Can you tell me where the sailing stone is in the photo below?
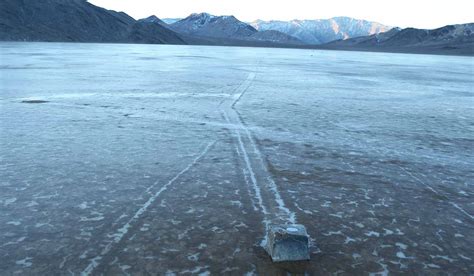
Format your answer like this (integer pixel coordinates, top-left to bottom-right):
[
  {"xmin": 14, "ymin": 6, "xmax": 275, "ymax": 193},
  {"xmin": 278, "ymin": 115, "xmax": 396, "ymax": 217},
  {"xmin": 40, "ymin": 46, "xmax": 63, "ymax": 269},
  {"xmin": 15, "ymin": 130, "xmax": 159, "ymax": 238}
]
[{"xmin": 265, "ymin": 224, "xmax": 310, "ymax": 262}]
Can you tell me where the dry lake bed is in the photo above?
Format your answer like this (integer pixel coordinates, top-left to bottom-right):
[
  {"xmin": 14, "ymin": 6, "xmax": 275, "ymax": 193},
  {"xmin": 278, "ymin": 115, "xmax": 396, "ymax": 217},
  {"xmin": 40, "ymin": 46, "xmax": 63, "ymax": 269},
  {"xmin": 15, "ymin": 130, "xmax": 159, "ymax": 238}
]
[{"xmin": 1, "ymin": 42, "xmax": 473, "ymax": 275}]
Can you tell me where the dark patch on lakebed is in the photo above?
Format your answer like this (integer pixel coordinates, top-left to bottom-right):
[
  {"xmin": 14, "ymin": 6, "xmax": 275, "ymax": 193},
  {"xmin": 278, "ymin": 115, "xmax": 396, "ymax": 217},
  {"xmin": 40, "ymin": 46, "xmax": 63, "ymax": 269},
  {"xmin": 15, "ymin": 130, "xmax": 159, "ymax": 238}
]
[{"xmin": 21, "ymin": 100, "xmax": 49, "ymax": 104}]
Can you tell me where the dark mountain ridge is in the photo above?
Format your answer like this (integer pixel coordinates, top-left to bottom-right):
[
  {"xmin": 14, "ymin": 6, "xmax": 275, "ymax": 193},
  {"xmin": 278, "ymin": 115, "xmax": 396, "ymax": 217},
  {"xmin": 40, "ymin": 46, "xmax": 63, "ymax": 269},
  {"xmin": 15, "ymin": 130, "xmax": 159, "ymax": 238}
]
[
  {"xmin": 323, "ymin": 23, "xmax": 474, "ymax": 55},
  {"xmin": 0, "ymin": 0, "xmax": 185, "ymax": 44}
]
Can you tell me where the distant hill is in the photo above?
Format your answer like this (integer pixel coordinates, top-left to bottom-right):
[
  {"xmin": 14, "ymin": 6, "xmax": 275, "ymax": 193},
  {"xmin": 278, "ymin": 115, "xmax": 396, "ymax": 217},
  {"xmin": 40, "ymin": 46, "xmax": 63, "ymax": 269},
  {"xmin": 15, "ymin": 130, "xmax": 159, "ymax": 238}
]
[
  {"xmin": 0, "ymin": 0, "xmax": 185, "ymax": 44},
  {"xmin": 323, "ymin": 23, "xmax": 474, "ymax": 55},
  {"xmin": 251, "ymin": 17, "xmax": 391, "ymax": 45}
]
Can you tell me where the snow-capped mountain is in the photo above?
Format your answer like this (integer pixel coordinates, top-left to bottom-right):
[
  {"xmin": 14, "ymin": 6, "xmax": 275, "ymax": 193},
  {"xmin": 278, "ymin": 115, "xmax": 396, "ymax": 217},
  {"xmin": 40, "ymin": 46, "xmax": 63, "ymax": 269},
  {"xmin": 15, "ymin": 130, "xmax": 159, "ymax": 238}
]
[
  {"xmin": 170, "ymin": 13, "xmax": 257, "ymax": 39},
  {"xmin": 251, "ymin": 17, "xmax": 391, "ymax": 44},
  {"xmin": 168, "ymin": 13, "xmax": 303, "ymax": 45}
]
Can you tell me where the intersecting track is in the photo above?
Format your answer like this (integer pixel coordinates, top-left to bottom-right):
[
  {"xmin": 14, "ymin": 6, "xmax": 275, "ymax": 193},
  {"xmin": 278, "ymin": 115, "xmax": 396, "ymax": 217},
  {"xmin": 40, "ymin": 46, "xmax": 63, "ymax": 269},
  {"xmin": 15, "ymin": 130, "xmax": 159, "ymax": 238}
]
[
  {"xmin": 81, "ymin": 67, "xmax": 297, "ymax": 275},
  {"xmin": 81, "ymin": 141, "xmax": 216, "ymax": 276},
  {"xmin": 221, "ymin": 68, "xmax": 297, "ymax": 246}
]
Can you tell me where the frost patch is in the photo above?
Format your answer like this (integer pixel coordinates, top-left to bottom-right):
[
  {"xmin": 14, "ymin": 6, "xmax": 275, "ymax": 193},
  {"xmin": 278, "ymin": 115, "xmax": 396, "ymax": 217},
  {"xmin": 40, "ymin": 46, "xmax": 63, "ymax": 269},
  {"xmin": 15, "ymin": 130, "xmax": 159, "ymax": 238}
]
[{"xmin": 16, "ymin": 257, "xmax": 33, "ymax": 267}]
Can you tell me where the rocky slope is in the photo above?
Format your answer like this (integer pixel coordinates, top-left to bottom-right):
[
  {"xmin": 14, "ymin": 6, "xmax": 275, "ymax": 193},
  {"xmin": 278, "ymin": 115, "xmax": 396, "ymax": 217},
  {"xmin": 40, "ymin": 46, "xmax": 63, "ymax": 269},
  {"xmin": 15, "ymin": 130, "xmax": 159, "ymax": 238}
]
[
  {"xmin": 0, "ymin": 0, "xmax": 185, "ymax": 44},
  {"xmin": 251, "ymin": 17, "xmax": 391, "ymax": 44},
  {"xmin": 248, "ymin": 30, "xmax": 304, "ymax": 45}
]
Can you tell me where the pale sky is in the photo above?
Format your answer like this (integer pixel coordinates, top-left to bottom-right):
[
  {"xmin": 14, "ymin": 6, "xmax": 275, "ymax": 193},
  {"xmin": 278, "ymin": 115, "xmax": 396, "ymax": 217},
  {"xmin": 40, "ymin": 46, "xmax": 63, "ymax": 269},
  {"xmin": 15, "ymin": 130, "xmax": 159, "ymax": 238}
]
[{"xmin": 89, "ymin": 0, "xmax": 473, "ymax": 29}]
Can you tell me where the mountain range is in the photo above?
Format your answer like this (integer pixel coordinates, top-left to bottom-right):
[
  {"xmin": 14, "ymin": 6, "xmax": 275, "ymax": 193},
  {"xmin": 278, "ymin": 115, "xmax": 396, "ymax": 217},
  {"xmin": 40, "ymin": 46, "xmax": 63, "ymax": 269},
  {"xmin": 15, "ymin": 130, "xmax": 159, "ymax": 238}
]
[
  {"xmin": 0, "ymin": 0, "xmax": 472, "ymax": 55},
  {"xmin": 167, "ymin": 13, "xmax": 304, "ymax": 45},
  {"xmin": 250, "ymin": 17, "xmax": 391, "ymax": 44}
]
